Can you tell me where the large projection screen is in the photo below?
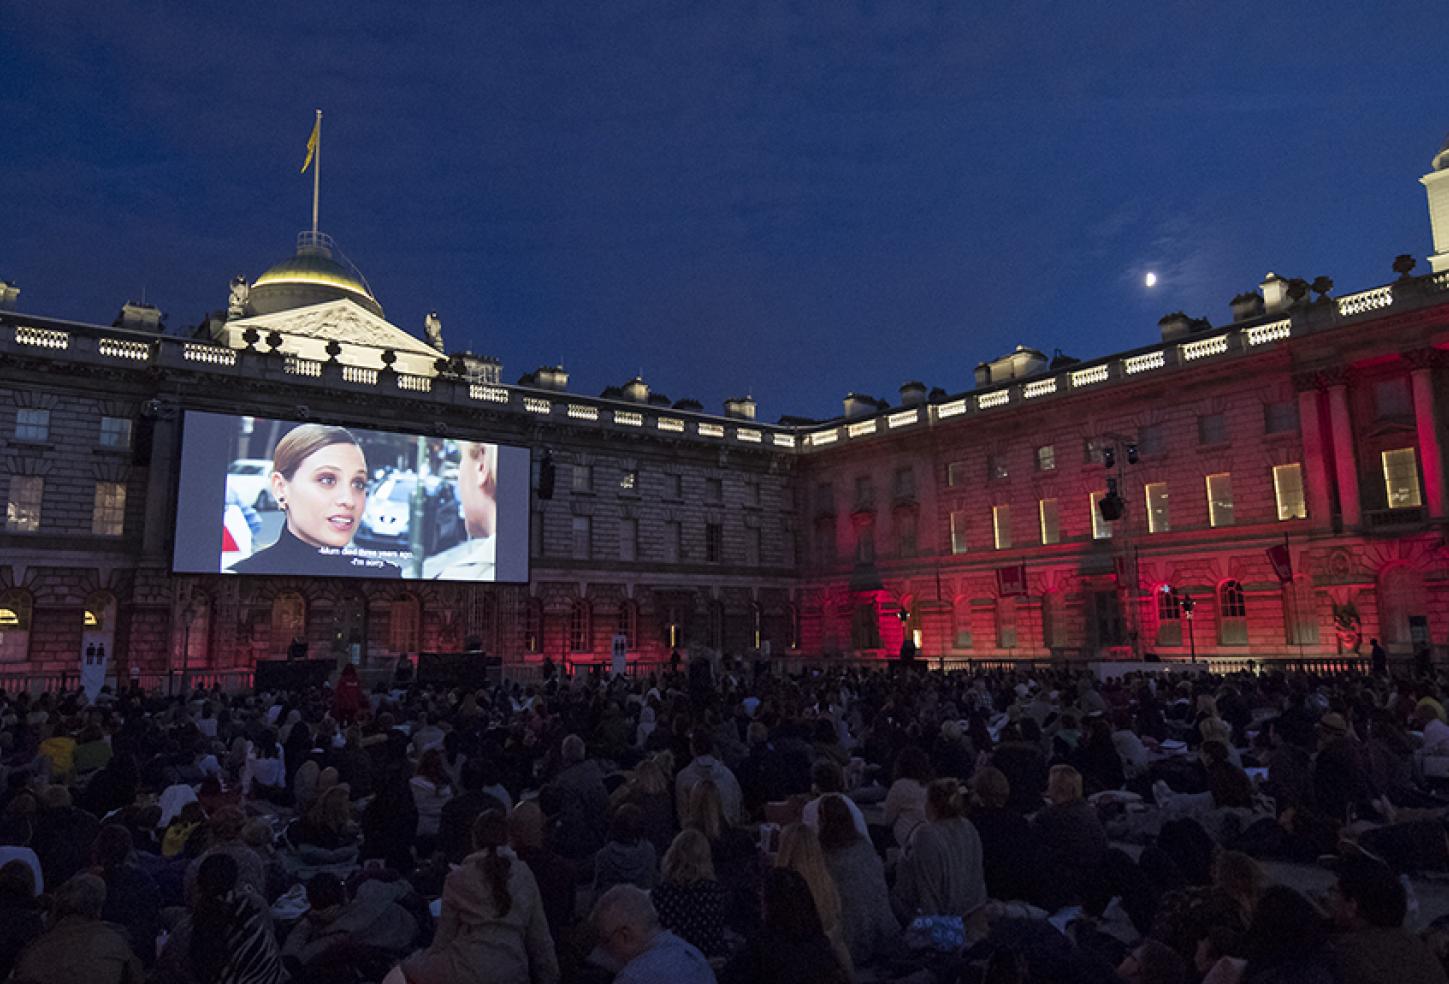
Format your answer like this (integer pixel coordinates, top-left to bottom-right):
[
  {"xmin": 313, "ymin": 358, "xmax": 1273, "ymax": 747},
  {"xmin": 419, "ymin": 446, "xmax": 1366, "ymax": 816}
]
[{"xmin": 173, "ymin": 411, "xmax": 530, "ymax": 583}]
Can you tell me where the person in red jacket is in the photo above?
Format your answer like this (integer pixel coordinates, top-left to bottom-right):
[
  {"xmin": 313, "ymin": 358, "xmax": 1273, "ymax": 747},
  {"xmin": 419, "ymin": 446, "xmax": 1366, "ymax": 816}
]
[{"xmin": 334, "ymin": 664, "xmax": 363, "ymax": 724}]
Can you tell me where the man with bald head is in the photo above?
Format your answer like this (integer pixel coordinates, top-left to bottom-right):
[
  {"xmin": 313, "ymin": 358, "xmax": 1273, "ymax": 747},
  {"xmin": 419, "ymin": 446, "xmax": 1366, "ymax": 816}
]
[{"xmin": 592, "ymin": 884, "xmax": 716, "ymax": 984}]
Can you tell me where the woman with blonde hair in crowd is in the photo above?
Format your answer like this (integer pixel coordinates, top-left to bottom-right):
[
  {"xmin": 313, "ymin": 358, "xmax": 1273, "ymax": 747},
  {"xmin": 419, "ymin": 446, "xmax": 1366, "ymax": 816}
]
[
  {"xmin": 652, "ymin": 828, "xmax": 728, "ymax": 957},
  {"xmin": 683, "ymin": 780, "xmax": 760, "ymax": 933},
  {"xmin": 776, "ymin": 822, "xmax": 854, "ymax": 981},
  {"xmin": 609, "ymin": 755, "xmax": 675, "ymax": 857}
]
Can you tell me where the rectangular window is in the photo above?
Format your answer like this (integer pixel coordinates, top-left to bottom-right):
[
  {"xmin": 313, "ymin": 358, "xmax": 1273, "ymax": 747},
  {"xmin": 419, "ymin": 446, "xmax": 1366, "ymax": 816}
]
[
  {"xmin": 6, "ymin": 476, "xmax": 42, "ymax": 532},
  {"xmin": 1197, "ymin": 413, "xmax": 1227, "ymax": 445},
  {"xmin": 1036, "ymin": 444, "xmax": 1056, "ymax": 471},
  {"xmin": 1084, "ymin": 438, "xmax": 1106, "ymax": 465},
  {"xmin": 99, "ymin": 416, "xmax": 132, "ymax": 450},
  {"xmin": 570, "ymin": 516, "xmax": 591, "ymax": 559},
  {"xmin": 816, "ymin": 523, "xmax": 836, "ymax": 566},
  {"xmin": 1039, "ymin": 498, "xmax": 1060, "ymax": 545},
  {"xmin": 14, "ymin": 409, "xmax": 49, "ymax": 443},
  {"xmin": 898, "ymin": 514, "xmax": 917, "ymax": 557},
  {"xmin": 893, "ymin": 466, "xmax": 915, "ymax": 500},
  {"xmin": 670, "ymin": 474, "xmax": 684, "ymax": 499},
  {"xmin": 92, "ymin": 481, "xmax": 126, "ymax": 536},
  {"xmin": 1145, "ymin": 482, "xmax": 1170, "ymax": 533},
  {"xmin": 950, "ymin": 510, "xmax": 969, "ymax": 554},
  {"xmin": 1206, "ymin": 473, "xmax": 1235, "ymax": 527},
  {"xmin": 746, "ymin": 481, "xmax": 761, "ymax": 506},
  {"xmin": 1264, "ymin": 400, "xmax": 1299, "ymax": 435},
  {"xmin": 706, "ymin": 477, "xmax": 723, "ymax": 502},
  {"xmin": 705, "ymin": 522, "xmax": 723, "ymax": 562},
  {"xmin": 1382, "ymin": 448, "xmax": 1423, "ymax": 509},
  {"xmin": 619, "ymin": 469, "xmax": 638, "ymax": 492},
  {"xmin": 666, "ymin": 521, "xmax": 683, "ymax": 562},
  {"xmin": 571, "ymin": 463, "xmax": 592, "ymax": 493},
  {"xmin": 618, "ymin": 518, "xmax": 638, "ymax": 561},
  {"xmin": 992, "ymin": 504, "xmax": 1012, "ymax": 550},
  {"xmin": 997, "ymin": 598, "xmax": 1018, "ymax": 649},
  {"xmin": 988, "ymin": 454, "xmax": 1008, "ymax": 481},
  {"xmin": 1375, "ymin": 379, "xmax": 1412, "ymax": 419},
  {"xmin": 854, "ymin": 476, "xmax": 873, "ymax": 508},
  {"xmin": 815, "ymin": 482, "xmax": 833, "ymax": 513},
  {"xmin": 946, "ymin": 461, "xmax": 967, "ymax": 487},
  {"xmin": 745, "ymin": 527, "xmax": 761, "ymax": 566},
  {"xmin": 1139, "ymin": 424, "xmax": 1166, "ymax": 456},
  {"xmin": 1273, "ymin": 463, "xmax": 1307, "ymax": 520},
  {"xmin": 1090, "ymin": 491, "xmax": 1113, "ymax": 539}
]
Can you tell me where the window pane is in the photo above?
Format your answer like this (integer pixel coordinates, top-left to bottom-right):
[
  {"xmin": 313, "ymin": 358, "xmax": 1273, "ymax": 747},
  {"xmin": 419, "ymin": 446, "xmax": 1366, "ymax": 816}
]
[
  {"xmin": 1382, "ymin": 448, "xmax": 1423, "ymax": 509},
  {"xmin": 99, "ymin": 416, "xmax": 132, "ymax": 449},
  {"xmin": 92, "ymin": 482, "xmax": 126, "ymax": 536},
  {"xmin": 894, "ymin": 467, "xmax": 915, "ymax": 499},
  {"xmin": 946, "ymin": 462, "xmax": 966, "ymax": 487},
  {"xmin": 1145, "ymin": 482, "xmax": 1170, "ymax": 533},
  {"xmin": 706, "ymin": 523, "xmax": 723, "ymax": 562},
  {"xmin": 1036, "ymin": 445, "xmax": 1056, "ymax": 471},
  {"xmin": 992, "ymin": 504, "xmax": 1012, "ymax": 550},
  {"xmin": 619, "ymin": 469, "xmax": 638, "ymax": 491},
  {"xmin": 1090, "ymin": 491, "xmax": 1112, "ymax": 539},
  {"xmin": 666, "ymin": 521, "xmax": 682, "ymax": 562},
  {"xmin": 1039, "ymin": 498, "xmax": 1060, "ymax": 545},
  {"xmin": 1375, "ymin": 380, "xmax": 1412, "ymax": 419},
  {"xmin": 706, "ymin": 478, "xmax": 723, "ymax": 501},
  {"xmin": 1273, "ymin": 463, "xmax": 1307, "ymax": 520},
  {"xmin": 950, "ymin": 510, "xmax": 969, "ymax": 554},
  {"xmin": 1206, "ymin": 473, "xmax": 1234, "ymax": 527},
  {"xmin": 745, "ymin": 527, "xmax": 761, "ymax": 565},
  {"xmin": 1139, "ymin": 424, "xmax": 1166, "ymax": 455},
  {"xmin": 571, "ymin": 516, "xmax": 590, "ymax": 559},
  {"xmin": 1197, "ymin": 414, "xmax": 1227, "ymax": 445},
  {"xmin": 618, "ymin": 518, "xmax": 637, "ymax": 561},
  {"xmin": 571, "ymin": 463, "xmax": 592, "ymax": 492},
  {"xmin": 1264, "ymin": 401, "xmax": 1299, "ymax": 434},
  {"xmin": 988, "ymin": 455, "xmax": 1008, "ymax": 481},
  {"xmin": 6, "ymin": 476, "xmax": 43, "ymax": 532},
  {"xmin": 14, "ymin": 409, "xmax": 49, "ymax": 443}
]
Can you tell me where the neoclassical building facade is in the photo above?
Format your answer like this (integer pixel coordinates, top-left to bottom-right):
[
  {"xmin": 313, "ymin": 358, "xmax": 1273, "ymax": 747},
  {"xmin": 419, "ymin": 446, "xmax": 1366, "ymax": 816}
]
[{"xmin": 3, "ymin": 142, "xmax": 1449, "ymax": 683}]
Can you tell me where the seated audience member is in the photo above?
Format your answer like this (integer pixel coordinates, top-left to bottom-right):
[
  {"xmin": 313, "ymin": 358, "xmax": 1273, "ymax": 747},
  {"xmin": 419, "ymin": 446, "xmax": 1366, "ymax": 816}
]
[
  {"xmin": 400, "ymin": 811, "xmax": 558, "ymax": 984},
  {"xmin": 722, "ymin": 868, "xmax": 848, "ymax": 984},
  {"xmin": 683, "ymin": 780, "xmax": 761, "ymax": 933},
  {"xmin": 289, "ymin": 783, "xmax": 359, "ymax": 856},
  {"xmin": 818, "ymin": 793, "xmax": 899, "ymax": 967},
  {"xmin": 800, "ymin": 759, "xmax": 868, "ymax": 837},
  {"xmin": 11, "ymin": 873, "xmax": 143, "ymax": 984},
  {"xmin": 1116, "ymin": 939, "xmax": 1189, "ymax": 984},
  {"xmin": 676, "ymin": 731, "xmax": 744, "ymax": 826},
  {"xmin": 409, "ymin": 748, "xmax": 454, "ymax": 854},
  {"xmin": 881, "ymin": 745, "xmax": 931, "ymax": 849},
  {"xmin": 509, "ymin": 800, "xmax": 578, "ymax": 939},
  {"xmin": 0, "ymin": 860, "xmax": 44, "ymax": 980},
  {"xmin": 438, "ymin": 759, "xmax": 506, "ymax": 864},
  {"xmin": 94, "ymin": 824, "xmax": 162, "ymax": 968},
  {"xmin": 892, "ymin": 778, "xmax": 987, "ymax": 925},
  {"xmin": 362, "ymin": 774, "xmax": 420, "ymax": 873},
  {"xmin": 554, "ymin": 734, "xmax": 611, "ymax": 860},
  {"xmin": 652, "ymin": 829, "xmax": 729, "ymax": 958},
  {"xmin": 594, "ymin": 803, "xmax": 659, "ymax": 898},
  {"xmin": 967, "ymin": 766, "xmax": 1044, "ymax": 905},
  {"xmin": 1032, "ymin": 764, "xmax": 1108, "ymax": 908},
  {"xmin": 775, "ymin": 822, "xmax": 853, "ymax": 978},
  {"xmin": 611, "ymin": 756, "xmax": 677, "ymax": 858},
  {"xmin": 1329, "ymin": 855, "xmax": 1448, "ymax": 984},
  {"xmin": 281, "ymin": 871, "xmax": 419, "ymax": 980},
  {"xmin": 592, "ymin": 883, "xmax": 717, "ymax": 984},
  {"xmin": 1238, "ymin": 886, "xmax": 1338, "ymax": 984},
  {"xmin": 32, "ymin": 784, "xmax": 100, "ymax": 888},
  {"xmin": 184, "ymin": 806, "xmax": 268, "ymax": 905}
]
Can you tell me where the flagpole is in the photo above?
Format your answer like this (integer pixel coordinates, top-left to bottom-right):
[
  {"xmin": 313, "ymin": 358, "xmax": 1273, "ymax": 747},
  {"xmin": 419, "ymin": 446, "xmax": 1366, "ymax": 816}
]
[{"xmin": 311, "ymin": 109, "xmax": 322, "ymax": 236}]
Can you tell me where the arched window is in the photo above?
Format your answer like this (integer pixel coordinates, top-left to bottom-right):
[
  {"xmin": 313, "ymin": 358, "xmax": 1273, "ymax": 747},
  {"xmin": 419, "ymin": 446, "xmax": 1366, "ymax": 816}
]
[
  {"xmin": 569, "ymin": 601, "xmax": 592, "ymax": 654},
  {"xmin": 524, "ymin": 598, "xmax": 543, "ymax": 654},
  {"xmin": 183, "ymin": 598, "xmax": 210, "ymax": 668},
  {"xmin": 996, "ymin": 596, "xmax": 1018, "ymax": 649},
  {"xmin": 1218, "ymin": 581, "xmax": 1248, "ymax": 646},
  {"xmin": 952, "ymin": 596, "xmax": 973, "ymax": 649},
  {"xmin": 851, "ymin": 601, "xmax": 881, "ymax": 651},
  {"xmin": 270, "ymin": 592, "xmax": 306, "ymax": 655},
  {"xmin": 0, "ymin": 590, "xmax": 33, "ymax": 664},
  {"xmin": 389, "ymin": 595, "xmax": 421, "ymax": 653},
  {"xmin": 1156, "ymin": 587, "xmax": 1183, "ymax": 647},
  {"xmin": 616, "ymin": 600, "xmax": 638, "ymax": 651}
]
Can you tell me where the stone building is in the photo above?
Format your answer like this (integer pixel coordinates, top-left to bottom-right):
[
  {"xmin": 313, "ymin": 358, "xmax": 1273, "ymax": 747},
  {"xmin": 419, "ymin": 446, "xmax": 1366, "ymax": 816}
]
[{"xmin": 2, "ymin": 139, "xmax": 1449, "ymax": 683}]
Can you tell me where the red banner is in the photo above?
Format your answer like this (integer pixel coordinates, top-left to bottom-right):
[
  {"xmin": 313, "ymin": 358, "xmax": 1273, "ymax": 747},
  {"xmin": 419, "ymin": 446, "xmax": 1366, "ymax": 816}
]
[
  {"xmin": 1266, "ymin": 544, "xmax": 1293, "ymax": 583},
  {"xmin": 997, "ymin": 563, "xmax": 1027, "ymax": 597}
]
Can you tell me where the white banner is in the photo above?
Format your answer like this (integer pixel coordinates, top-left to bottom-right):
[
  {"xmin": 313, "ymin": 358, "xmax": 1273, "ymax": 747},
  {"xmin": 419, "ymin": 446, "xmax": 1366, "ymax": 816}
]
[{"xmin": 80, "ymin": 640, "xmax": 110, "ymax": 703}]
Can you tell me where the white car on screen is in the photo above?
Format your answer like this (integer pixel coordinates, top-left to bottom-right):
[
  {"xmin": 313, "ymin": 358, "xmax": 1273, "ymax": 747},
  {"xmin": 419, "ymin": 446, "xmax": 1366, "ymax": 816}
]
[{"xmin": 226, "ymin": 459, "xmax": 276, "ymax": 511}]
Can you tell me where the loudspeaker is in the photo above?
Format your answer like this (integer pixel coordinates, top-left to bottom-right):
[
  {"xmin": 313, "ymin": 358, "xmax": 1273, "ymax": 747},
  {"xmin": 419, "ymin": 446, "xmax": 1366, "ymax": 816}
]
[{"xmin": 254, "ymin": 659, "xmax": 333, "ymax": 693}]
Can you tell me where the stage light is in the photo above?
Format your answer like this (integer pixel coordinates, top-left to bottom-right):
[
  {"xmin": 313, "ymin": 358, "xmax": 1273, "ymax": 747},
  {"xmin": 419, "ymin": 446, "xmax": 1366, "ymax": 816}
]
[
  {"xmin": 1103, "ymin": 447, "xmax": 1116, "ymax": 469},
  {"xmin": 1126, "ymin": 443, "xmax": 1139, "ymax": 465}
]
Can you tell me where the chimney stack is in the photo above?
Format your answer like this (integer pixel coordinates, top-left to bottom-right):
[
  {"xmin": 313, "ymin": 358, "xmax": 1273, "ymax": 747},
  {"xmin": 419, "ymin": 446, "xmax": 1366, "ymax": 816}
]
[
  {"xmin": 534, "ymin": 365, "xmax": 569, "ymax": 392},
  {"xmin": 899, "ymin": 381, "xmax": 927, "ymax": 406},
  {"xmin": 116, "ymin": 302, "xmax": 163, "ymax": 332},
  {"xmin": 1260, "ymin": 273, "xmax": 1293, "ymax": 314},
  {"xmin": 843, "ymin": 393, "xmax": 880, "ymax": 419},
  {"xmin": 723, "ymin": 395, "xmax": 756, "ymax": 420},
  {"xmin": 623, "ymin": 376, "xmax": 649, "ymax": 403}
]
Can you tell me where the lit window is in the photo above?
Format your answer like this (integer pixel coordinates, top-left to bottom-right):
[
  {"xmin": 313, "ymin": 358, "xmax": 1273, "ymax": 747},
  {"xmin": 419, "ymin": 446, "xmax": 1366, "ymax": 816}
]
[
  {"xmin": 14, "ymin": 409, "xmax": 48, "ymax": 443},
  {"xmin": 568, "ymin": 601, "xmax": 591, "ymax": 653},
  {"xmin": 950, "ymin": 510, "xmax": 969, "ymax": 554},
  {"xmin": 618, "ymin": 518, "xmax": 638, "ymax": 561},
  {"xmin": 1156, "ymin": 587, "xmax": 1183, "ymax": 646},
  {"xmin": 1084, "ymin": 438, "xmax": 1106, "ymax": 464},
  {"xmin": 6, "ymin": 476, "xmax": 43, "ymax": 532},
  {"xmin": 992, "ymin": 504, "xmax": 1012, "ymax": 550},
  {"xmin": 571, "ymin": 516, "xmax": 590, "ymax": 559},
  {"xmin": 1206, "ymin": 473, "xmax": 1234, "ymax": 527},
  {"xmin": 619, "ymin": 469, "xmax": 638, "ymax": 491},
  {"xmin": 706, "ymin": 522, "xmax": 723, "ymax": 562},
  {"xmin": 1145, "ymin": 482, "xmax": 1170, "ymax": 533},
  {"xmin": 92, "ymin": 482, "xmax": 126, "ymax": 536},
  {"xmin": 1273, "ymin": 463, "xmax": 1307, "ymax": 520},
  {"xmin": 99, "ymin": 416, "xmax": 132, "ymax": 449},
  {"xmin": 1090, "ymin": 491, "xmax": 1113, "ymax": 540},
  {"xmin": 1198, "ymin": 413, "xmax": 1227, "ymax": 445},
  {"xmin": 1036, "ymin": 445, "xmax": 1056, "ymax": 471},
  {"xmin": 1039, "ymin": 498, "xmax": 1060, "ymax": 545},
  {"xmin": 1382, "ymin": 448, "xmax": 1423, "ymax": 509},
  {"xmin": 571, "ymin": 463, "xmax": 592, "ymax": 493},
  {"xmin": 946, "ymin": 461, "xmax": 967, "ymax": 487}
]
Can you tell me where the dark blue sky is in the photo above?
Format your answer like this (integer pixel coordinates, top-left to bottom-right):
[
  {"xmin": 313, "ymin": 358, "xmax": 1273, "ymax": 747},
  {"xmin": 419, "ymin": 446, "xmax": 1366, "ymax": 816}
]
[{"xmin": 3, "ymin": 3, "xmax": 1443, "ymax": 420}]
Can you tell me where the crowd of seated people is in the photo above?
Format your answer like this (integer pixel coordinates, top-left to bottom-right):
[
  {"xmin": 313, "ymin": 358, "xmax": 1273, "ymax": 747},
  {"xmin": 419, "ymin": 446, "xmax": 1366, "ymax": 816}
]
[{"xmin": 2, "ymin": 655, "xmax": 1449, "ymax": 983}]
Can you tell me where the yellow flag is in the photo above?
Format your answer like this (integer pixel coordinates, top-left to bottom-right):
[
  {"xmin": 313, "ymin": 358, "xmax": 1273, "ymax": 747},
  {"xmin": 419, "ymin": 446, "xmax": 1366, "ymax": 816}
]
[{"xmin": 301, "ymin": 115, "xmax": 320, "ymax": 174}]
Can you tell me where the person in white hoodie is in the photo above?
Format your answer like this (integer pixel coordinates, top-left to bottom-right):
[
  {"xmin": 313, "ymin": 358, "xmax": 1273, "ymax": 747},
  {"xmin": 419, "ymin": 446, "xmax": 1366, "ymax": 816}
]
[{"xmin": 675, "ymin": 732, "xmax": 743, "ymax": 826}]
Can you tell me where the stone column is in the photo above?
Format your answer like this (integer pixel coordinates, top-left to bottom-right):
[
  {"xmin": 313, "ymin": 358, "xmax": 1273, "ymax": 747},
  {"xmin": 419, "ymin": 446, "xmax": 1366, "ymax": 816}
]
[
  {"xmin": 1293, "ymin": 374, "xmax": 1335, "ymax": 529},
  {"xmin": 1406, "ymin": 349, "xmax": 1447, "ymax": 519},
  {"xmin": 141, "ymin": 409, "xmax": 179, "ymax": 558},
  {"xmin": 1323, "ymin": 370, "xmax": 1361, "ymax": 528}
]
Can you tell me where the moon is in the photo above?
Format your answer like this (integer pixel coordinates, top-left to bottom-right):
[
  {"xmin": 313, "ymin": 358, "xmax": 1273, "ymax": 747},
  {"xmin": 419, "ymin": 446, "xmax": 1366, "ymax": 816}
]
[{"xmin": 1144, "ymin": 272, "xmax": 1158, "ymax": 288}]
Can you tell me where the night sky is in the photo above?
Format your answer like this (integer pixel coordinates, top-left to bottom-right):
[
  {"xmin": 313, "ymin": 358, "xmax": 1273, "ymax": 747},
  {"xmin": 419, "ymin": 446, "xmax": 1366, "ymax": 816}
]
[{"xmin": 3, "ymin": 4, "xmax": 1444, "ymax": 421}]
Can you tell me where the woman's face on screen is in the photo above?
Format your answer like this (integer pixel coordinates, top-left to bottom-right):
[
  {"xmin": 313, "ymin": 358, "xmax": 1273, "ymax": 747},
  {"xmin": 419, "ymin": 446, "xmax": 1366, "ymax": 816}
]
[{"xmin": 273, "ymin": 442, "xmax": 368, "ymax": 548}]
